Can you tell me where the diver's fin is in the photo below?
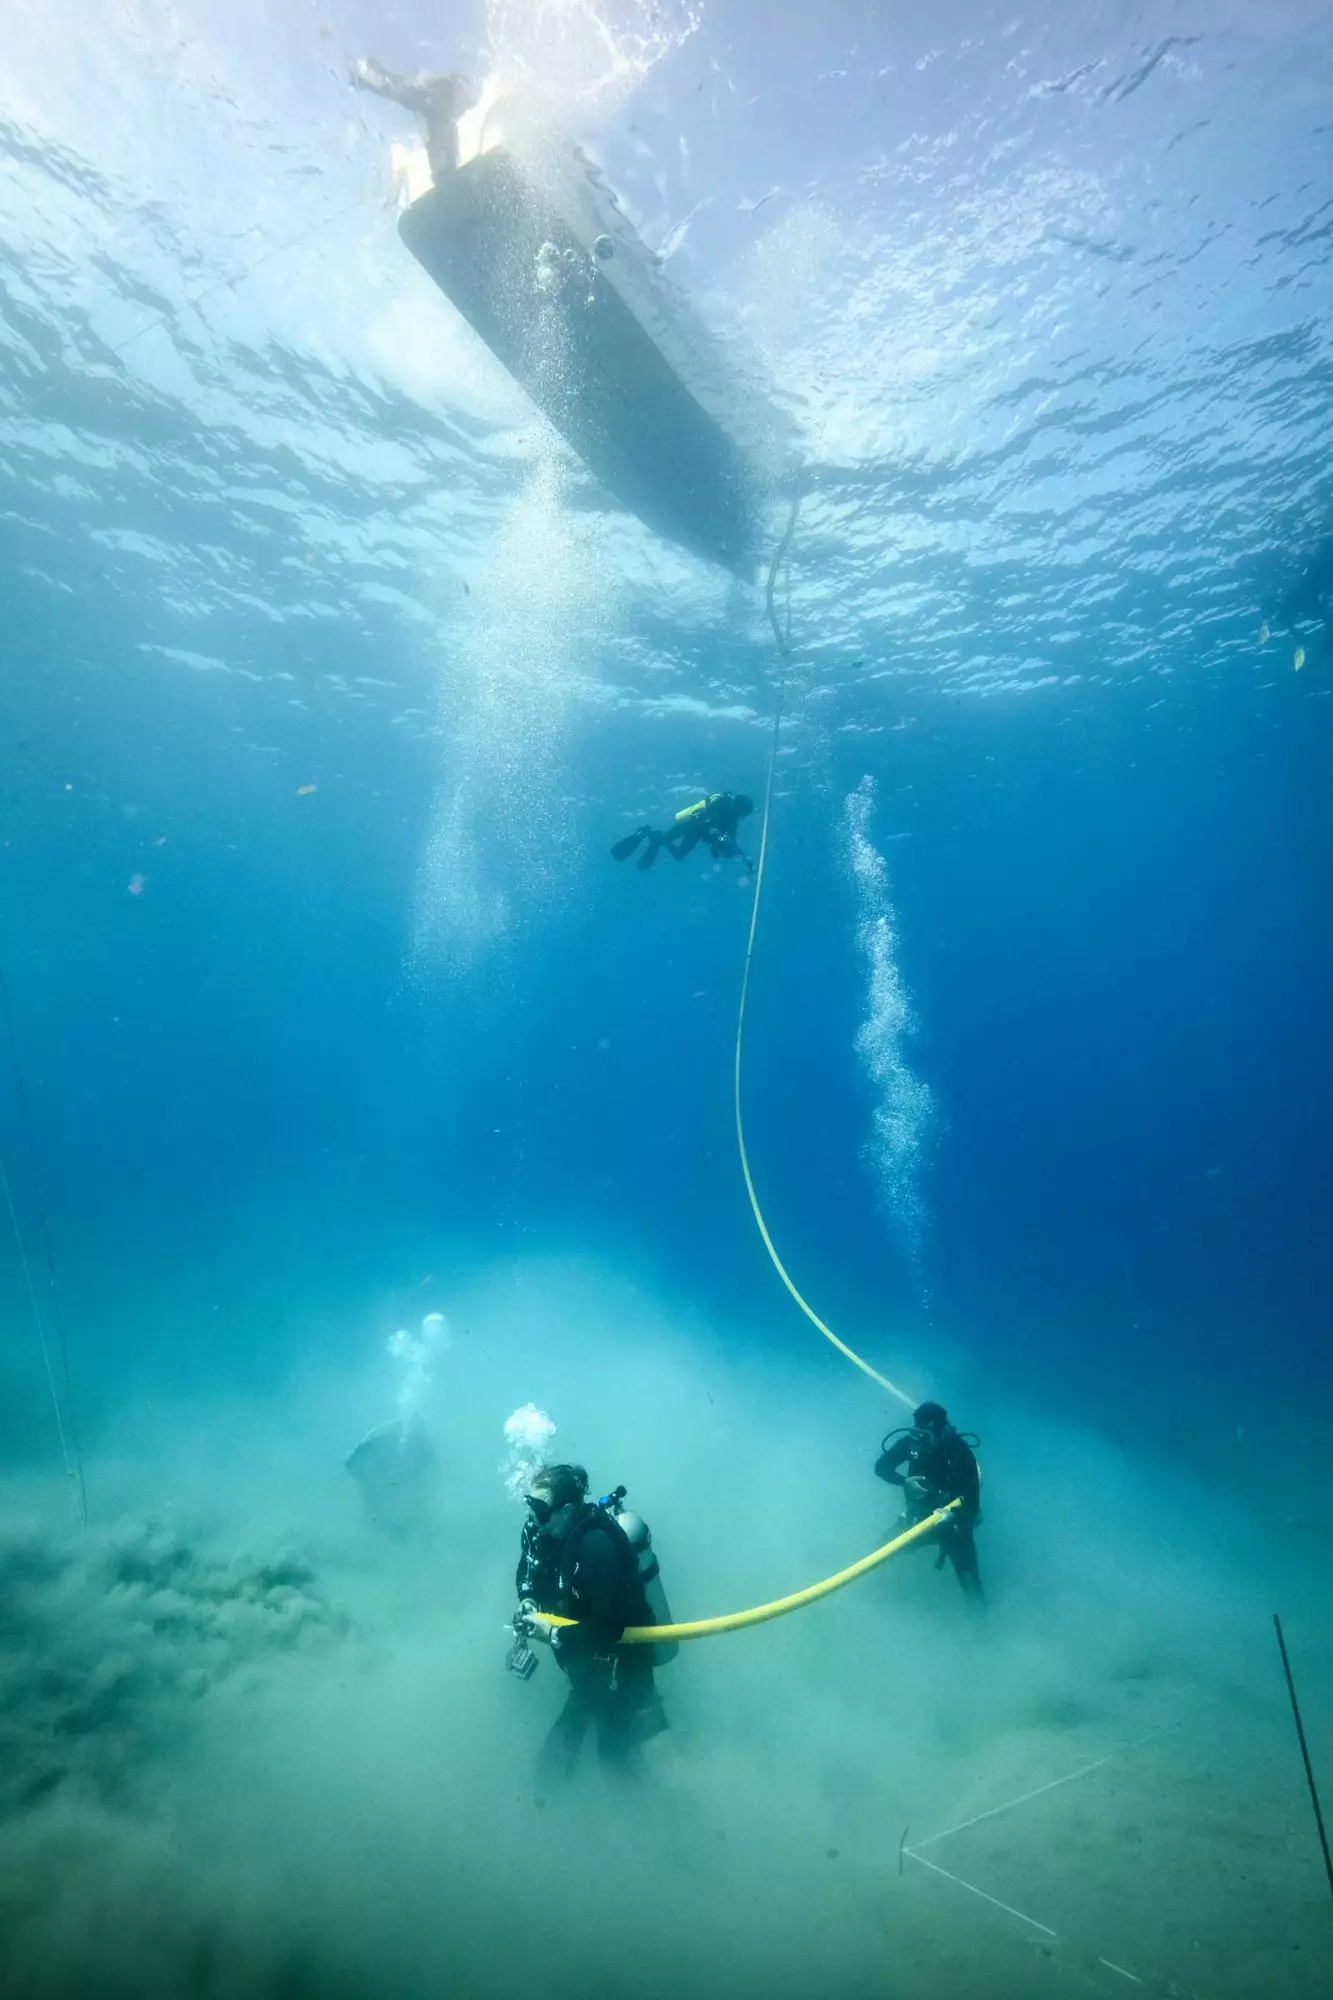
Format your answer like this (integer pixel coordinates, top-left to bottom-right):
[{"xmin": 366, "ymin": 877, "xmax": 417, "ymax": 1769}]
[
  {"xmin": 636, "ymin": 837, "xmax": 661, "ymax": 871},
  {"xmin": 611, "ymin": 829, "xmax": 648, "ymax": 861}
]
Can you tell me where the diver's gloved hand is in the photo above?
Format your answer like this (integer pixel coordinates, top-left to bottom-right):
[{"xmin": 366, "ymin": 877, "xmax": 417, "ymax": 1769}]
[
  {"xmin": 904, "ymin": 1475, "xmax": 931, "ymax": 1504},
  {"xmin": 519, "ymin": 1601, "xmax": 553, "ymax": 1645}
]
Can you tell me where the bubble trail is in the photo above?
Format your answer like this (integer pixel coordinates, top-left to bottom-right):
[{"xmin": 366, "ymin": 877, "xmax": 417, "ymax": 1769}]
[{"xmin": 843, "ymin": 775, "xmax": 936, "ymax": 1276}]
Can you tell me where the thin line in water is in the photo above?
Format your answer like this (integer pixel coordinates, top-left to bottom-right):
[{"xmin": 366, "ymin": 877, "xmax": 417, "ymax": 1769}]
[
  {"xmin": 1097, "ymin": 1958, "xmax": 1146, "ymax": 1986},
  {"xmin": 901, "ymin": 1846, "xmax": 1057, "ymax": 1936},
  {"xmin": 913, "ymin": 1722, "xmax": 1179, "ymax": 1851}
]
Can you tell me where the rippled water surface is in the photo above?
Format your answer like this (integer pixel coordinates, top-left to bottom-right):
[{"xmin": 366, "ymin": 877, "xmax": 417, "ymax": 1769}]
[{"xmin": 6, "ymin": 0, "xmax": 1331, "ymax": 731}]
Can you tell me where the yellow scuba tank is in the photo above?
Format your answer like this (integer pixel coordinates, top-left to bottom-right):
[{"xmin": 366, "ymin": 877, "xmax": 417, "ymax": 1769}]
[{"xmin": 673, "ymin": 794, "xmax": 718, "ymax": 823}]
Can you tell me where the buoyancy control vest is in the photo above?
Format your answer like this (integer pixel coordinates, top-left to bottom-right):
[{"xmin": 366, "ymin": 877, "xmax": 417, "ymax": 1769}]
[
  {"xmin": 546, "ymin": 1506, "xmax": 652, "ymax": 1681},
  {"xmin": 555, "ymin": 1505, "xmax": 645, "ymax": 1620}
]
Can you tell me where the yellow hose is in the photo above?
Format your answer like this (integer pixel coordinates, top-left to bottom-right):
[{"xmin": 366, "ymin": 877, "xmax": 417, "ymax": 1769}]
[
  {"xmin": 733, "ymin": 705, "xmax": 916, "ymax": 1411},
  {"xmin": 536, "ymin": 1502, "xmax": 960, "ymax": 1644},
  {"xmin": 533, "ymin": 517, "xmax": 934, "ymax": 1659}
]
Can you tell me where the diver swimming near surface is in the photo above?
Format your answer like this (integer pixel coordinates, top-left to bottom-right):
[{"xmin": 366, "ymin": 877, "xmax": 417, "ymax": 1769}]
[
  {"xmin": 509, "ymin": 1465, "xmax": 671, "ymax": 1788},
  {"xmin": 611, "ymin": 793, "xmax": 755, "ymax": 873},
  {"xmin": 349, "ymin": 57, "xmax": 480, "ymax": 181},
  {"xmin": 875, "ymin": 1402, "xmax": 985, "ymax": 1606}
]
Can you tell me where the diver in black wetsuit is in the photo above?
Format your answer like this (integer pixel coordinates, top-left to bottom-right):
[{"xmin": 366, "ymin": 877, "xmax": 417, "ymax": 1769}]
[
  {"xmin": 611, "ymin": 793, "xmax": 754, "ymax": 873},
  {"xmin": 515, "ymin": 1464, "xmax": 666, "ymax": 1786},
  {"xmin": 349, "ymin": 58, "xmax": 480, "ymax": 181},
  {"xmin": 876, "ymin": 1402, "xmax": 985, "ymax": 1606}
]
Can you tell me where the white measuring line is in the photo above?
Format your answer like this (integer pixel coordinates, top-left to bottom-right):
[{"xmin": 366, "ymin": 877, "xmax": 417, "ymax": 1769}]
[
  {"xmin": 913, "ymin": 1722, "xmax": 1179, "ymax": 1852},
  {"xmin": 904, "ymin": 1847, "xmax": 1058, "ymax": 1939},
  {"xmin": 902, "ymin": 1719, "xmax": 1191, "ymax": 1994},
  {"xmin": 902, "ymin": 1850, "xmax": 1147, "ymax": 1986}
]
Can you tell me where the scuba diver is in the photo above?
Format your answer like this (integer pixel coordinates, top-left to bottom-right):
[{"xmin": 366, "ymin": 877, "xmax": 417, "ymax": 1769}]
[
  {"xmin": 876, "ymin": 1402, "xmax": 985, "ymax": 1606},
  {"xmin": 611, "ymin": 793, "xmax": 755, "ymax": 873},
  {"xmin": 508, "ymin": 1464, "xmax": 670, "ymax": 1787},
  {"xmin": 344, "ymin": 1418, "xmax": 439, "ymax": 1540},
  {"xmin": 348, "ymin": 57, "xmax": 480, "ymax": 181}
]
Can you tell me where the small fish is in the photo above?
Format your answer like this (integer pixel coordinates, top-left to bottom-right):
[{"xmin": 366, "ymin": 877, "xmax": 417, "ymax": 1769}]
[
  {"xmin": 297, "ymin": 783, "xmax": 318, "ymax": 796},
  {"xmin": 1294, "ymin": 646, "xmax": 1306, "ymax": 671},
  {"xmin": 1259, "ymin": 622, "xmax": 1269, "ymax": 643},
  {"xmin": 127, "ymin": 874, "xmax": 145, "ymax": 896},
  {"xmin": 462, "ymin": 580, "xmax": 470, "ymax": 596}
]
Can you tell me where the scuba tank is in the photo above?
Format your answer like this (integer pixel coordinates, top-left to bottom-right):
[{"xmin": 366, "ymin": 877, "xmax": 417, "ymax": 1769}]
[{"xmin": 599, "ymin": 1486, "xmax": 679, "ymax": 1667}]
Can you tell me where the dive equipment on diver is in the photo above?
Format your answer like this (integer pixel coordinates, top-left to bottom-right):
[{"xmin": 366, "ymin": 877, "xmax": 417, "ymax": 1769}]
[
  {"xmin": 505, "ymin": 1598, "xmax": 540, "ymax": 1679},
  {"xmin": 879, "ymin": 1427, "xmax": 982, "ymax": 1453},
  {"xmin": 599, "ymin": 1485, "xmax": 679, "ymax": 1666},
  {"xmin": 506, "ymin": 1482, "xmax": 679, "ymax": 1679},
  {"xmin": 538, "ymin": 1503, "xmax": 965, "ymax": 1645}
]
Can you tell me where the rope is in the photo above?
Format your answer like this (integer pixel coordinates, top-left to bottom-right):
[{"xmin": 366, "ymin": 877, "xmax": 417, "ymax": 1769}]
[
  {"xmin": 16, "ymin": 183, "xmax": 384, "ymax": 433},
  {"xmin": 100, "ymin": 188, "xmax": 380, "ymax": 371},
  {"xmin": 910, "ymin": 1722, "xmax": 1179, "ymax": 1852},
  {"xmin": 902, "ymin": 1719, "xmax": 1196, "ymax": 1993},
  {"xmin": 0, "ymin": 962, "xmax": 87, "ymax": 1526},
  {"xmin": 542, "ymin": 645, "xmax": 938, "ymax": 1641},
  {"xmin": 765, "ymin": 490, "xmax": 801, "ymax": 657},
  {"xmin": 1274, "ymin": 1612, "xmax": 1333, "ymax": 1902},
  {"xmin": 734, "ymin": 499, "xmax": 916, "ymax": 1409},
  {"xmin": 536, "ymin": 1501, "xmax": 960, "ymax": 1644}
]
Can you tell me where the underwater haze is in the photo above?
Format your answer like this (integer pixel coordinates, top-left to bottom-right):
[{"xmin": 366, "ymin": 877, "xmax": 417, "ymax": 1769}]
[{"xmin": 2, "ymin": 0, "xmax": 1332, "ymax": 1995}]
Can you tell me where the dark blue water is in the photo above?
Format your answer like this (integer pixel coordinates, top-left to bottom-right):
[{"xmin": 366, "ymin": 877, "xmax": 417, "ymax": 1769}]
[{"xmin": 6, "ymin": 623, "xmax": 1329, "ymax": 1442}]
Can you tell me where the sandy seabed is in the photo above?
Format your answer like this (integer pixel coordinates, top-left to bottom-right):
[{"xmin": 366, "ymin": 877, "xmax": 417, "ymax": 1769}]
[{"xmin": 2, "ymin": 1270, "xmax": 1329, "ymax": 2000}]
